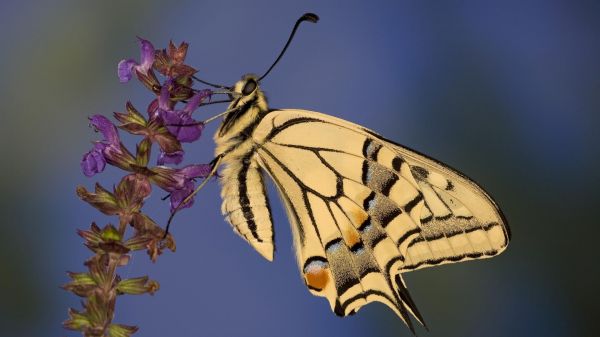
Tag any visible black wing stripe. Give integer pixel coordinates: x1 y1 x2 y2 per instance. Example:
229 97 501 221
338 290 398 317
258 152 306 245
269 141 412 206
237 156 262 242
259 145 342 200
266 117 323 140
403 194 423 213
259 147 325 242
396 228 421 247
381 175 399 197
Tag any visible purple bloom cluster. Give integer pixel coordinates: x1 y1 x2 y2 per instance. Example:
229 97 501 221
81 38 213 212
68 37 214 337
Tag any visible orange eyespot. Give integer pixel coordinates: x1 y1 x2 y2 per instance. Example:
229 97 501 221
304 260 329 291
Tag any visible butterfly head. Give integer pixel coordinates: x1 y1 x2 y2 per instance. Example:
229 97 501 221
215 74 268 137
229 74 268 111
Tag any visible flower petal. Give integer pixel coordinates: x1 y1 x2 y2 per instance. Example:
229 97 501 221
159 109 203 143
180 164 212 179
157 82 171 111
173 116 203 143
169 181 195 211
117 59 137 83
182 90 211 114
81 146 106 177
137 37 155 74
157 150 184 165
89 115 120 145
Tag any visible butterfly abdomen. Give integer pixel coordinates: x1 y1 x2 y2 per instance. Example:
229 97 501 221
219 151 275 261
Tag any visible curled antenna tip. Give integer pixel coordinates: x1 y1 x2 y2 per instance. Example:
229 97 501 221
300 13 319 23
259 12 320 81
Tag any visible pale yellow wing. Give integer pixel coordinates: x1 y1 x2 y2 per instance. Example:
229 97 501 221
248 109 509 330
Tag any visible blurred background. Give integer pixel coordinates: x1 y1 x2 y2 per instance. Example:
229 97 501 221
1 1 599 336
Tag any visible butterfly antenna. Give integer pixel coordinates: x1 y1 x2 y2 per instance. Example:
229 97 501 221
259 13 319 81
192 75 231 90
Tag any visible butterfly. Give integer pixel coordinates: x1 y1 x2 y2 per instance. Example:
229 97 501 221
196 13 510 334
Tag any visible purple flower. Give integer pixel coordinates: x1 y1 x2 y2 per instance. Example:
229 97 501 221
81 115 135 176
168 164 212 211
157 85 210 144
90 115 120 145
81 115 120 177
150 164 212 212
169 180 196 211
157 150 184 166
81 143 106 177
118 38 155 83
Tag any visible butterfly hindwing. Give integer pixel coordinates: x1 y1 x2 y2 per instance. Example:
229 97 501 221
256 141 424 330
247 109 509 326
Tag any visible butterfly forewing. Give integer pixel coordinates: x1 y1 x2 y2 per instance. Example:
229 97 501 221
383 139 510 271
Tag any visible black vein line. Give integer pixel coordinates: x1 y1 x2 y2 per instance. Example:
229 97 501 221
258 155 306 245
259 146 342 200
429 186 453 219
259 147 323 243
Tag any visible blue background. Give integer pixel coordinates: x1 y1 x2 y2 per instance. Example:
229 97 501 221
0 1 598 336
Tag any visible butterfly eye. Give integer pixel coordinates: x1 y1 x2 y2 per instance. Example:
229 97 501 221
242 79 257 96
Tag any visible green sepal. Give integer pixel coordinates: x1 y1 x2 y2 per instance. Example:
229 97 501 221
63 308 91 330
116 276 159 295
101 224 122 242
136 138 152 167
114 102 148 136
77 184 119 216
108 323 139 337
